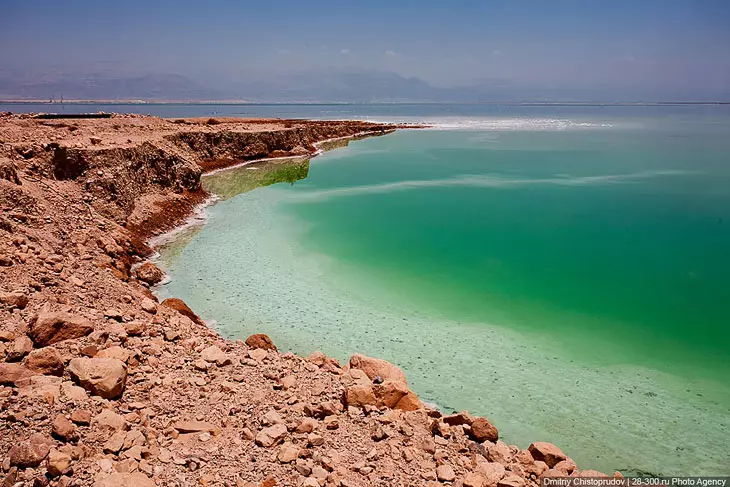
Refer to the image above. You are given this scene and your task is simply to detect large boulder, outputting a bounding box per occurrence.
[135,262,164,285]
[245,333,277,351]
[28,311,93,347]
[67,358,127,399]
[346,353,408,384]
[161,298,204,325]
[24,347,64,376]
[528,442,567,468]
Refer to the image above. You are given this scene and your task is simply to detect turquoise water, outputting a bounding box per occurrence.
[155,107,730,476]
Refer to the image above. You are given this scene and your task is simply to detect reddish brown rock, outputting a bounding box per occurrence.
[444,411,474,426]
[24,347,64,376]
[52,414,78,442]
[70,410,92,425]
[161,298,204,325]
[9,434,51,468]
[0,290,29,309]
[245,333,277,351]
[470,417,499,442]
[528,442,567,468]
[135,262,164,285]
[347,353,407,384]
[28,311,94,347]
[345,384,378,408]
[173,420,221,435]
[46,449,72,477]
[6,335,33,361]
[67,357,127,399]
[0,363,34,386]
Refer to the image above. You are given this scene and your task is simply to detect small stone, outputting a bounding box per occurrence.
[140,298,157,314]
[528,442,567,468]
[436,464,456,482]
[200,345,231,366]
[245,333,277,350]
[135,262,164,285]
[470,417,499,442]
[46,449,72,477]
[24,347,64,376]
[6,335,33,361]
[277,442,299,463]
[249,348,267,362]
[70,410,92,425]
[307,433,325,446]
[255,424,287,447]
[52,414,78,442]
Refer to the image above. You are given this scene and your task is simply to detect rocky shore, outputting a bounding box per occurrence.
[0,113,617,486]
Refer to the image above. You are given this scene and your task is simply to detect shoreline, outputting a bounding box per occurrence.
[0,113,616,485]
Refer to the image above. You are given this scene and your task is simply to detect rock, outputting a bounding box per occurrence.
[52,414,78,442]
[6,335,33,361]
[123,321,145,336]
[307,433,325,446]
[470,417,499,442]
[70,410,92,425]
[173,421,221,435]
[135,262,164,285]
[140,298,157,314]
[345,384,378,408]
[24,347,64,376]
[67,357,127,399]
[9,434,51,468]
[200,345,231,366]
[296,418,318,434]
[302,479,319,487]
[93,472,156,487]
[444,411,474,426]
[249,348,267,362]
[245,333,277,350]
[0,363,34,386]
[498,475,525,487]
[46,449,72,477]
[464,472,487,487]
[0,291,29,309]
[61,381,89,402]
[436,464,456,482]
[103,431,125,453]
[347,353,407,384]
[255,424,287,447]
[161,298,204,325]
[94,409,126,430]
[475,459,505,487]
[528,442,567,468]
[28,311,93,347]
[277,442,300,463]
[96,346,131,363]
[553,459,577,475]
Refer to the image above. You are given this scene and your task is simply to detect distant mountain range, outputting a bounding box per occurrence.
[0,68,726,103]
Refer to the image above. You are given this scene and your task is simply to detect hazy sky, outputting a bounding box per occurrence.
[2,0,729,98]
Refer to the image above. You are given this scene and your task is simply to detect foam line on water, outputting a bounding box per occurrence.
[285,170,692,202]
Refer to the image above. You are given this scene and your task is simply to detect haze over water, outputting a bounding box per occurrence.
[147,104,730,476]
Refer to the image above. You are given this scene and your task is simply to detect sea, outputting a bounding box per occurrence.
[5,102,729,476]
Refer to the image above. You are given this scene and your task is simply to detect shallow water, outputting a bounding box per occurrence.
[155,106,730,476]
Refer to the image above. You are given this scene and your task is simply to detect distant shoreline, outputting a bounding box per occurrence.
[1,100,728,106]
